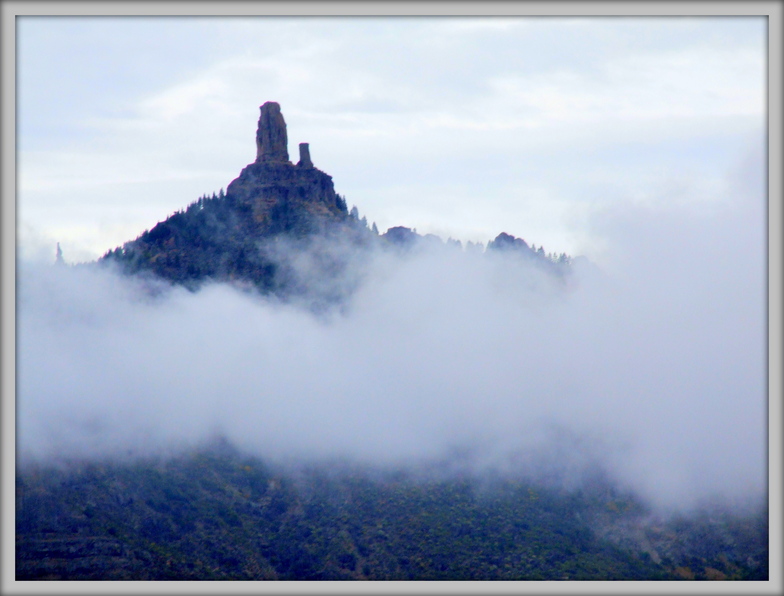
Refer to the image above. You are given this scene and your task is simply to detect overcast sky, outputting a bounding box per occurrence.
[16,15,766,264]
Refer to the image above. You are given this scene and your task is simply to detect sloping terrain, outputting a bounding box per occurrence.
[16,443,767,581]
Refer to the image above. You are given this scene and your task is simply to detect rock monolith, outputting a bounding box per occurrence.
[255,101,289,163]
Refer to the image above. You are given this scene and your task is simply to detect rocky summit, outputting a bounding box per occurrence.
[228,102,347,236]
[101,102,361,294]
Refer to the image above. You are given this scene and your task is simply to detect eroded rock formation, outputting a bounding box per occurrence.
[297,143,313,168]
[256,102,290,163]
[227,103,346,235]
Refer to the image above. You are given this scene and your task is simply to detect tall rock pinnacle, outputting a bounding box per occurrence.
[255,101,289,163]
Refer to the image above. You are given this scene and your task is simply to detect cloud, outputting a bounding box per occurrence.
[16,169,766,513]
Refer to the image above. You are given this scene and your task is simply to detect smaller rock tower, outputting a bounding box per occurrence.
[297,143,313,168]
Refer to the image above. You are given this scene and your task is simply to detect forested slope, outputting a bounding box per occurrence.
[16,444,767,581]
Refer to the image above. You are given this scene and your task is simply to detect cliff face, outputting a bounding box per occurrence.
[227,160,345,236]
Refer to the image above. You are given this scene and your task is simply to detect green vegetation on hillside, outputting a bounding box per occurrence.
[16,443,767,581]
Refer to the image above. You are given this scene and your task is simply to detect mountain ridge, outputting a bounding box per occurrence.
[99,101,570,298]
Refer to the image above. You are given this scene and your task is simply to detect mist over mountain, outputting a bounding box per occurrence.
[16,102,768,580]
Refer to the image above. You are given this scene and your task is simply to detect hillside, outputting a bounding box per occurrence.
[16,443,767,581]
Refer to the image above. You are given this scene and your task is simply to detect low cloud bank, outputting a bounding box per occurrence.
[16,189,766,512]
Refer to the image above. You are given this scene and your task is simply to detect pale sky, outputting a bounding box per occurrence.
[16,15,767,264]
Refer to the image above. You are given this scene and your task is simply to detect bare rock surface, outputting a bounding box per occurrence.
[255,101,290,163]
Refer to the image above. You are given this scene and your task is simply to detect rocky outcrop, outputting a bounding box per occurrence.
[226,160,346,236]
[228,104,347,235]
[255,102,290,163]
[487,232,530,252]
